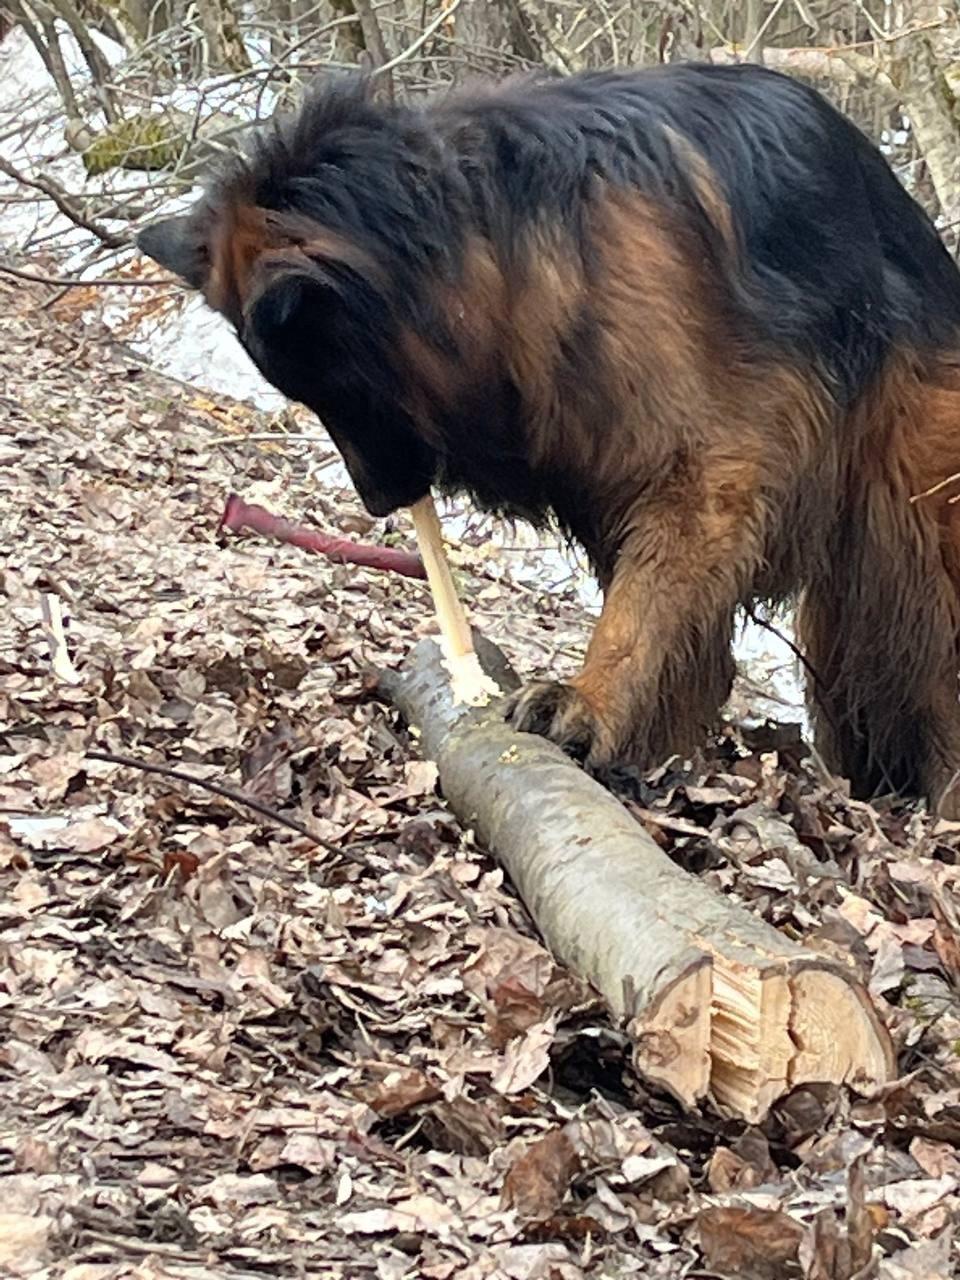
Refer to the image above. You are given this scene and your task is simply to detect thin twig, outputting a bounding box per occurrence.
[910,470,960,502]
[743,0,786,59]
[0,155,130,249]
[0,261,175,288]
[744,608,897,795]
[374,0,463,76]
[742,605,846,746]
[745,607,821,694]
[85,748,366,863]
[209,432,335,448]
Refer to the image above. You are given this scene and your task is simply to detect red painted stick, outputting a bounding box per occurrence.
[218,493,427,580]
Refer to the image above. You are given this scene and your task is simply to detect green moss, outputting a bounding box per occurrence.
[80,114,188,176]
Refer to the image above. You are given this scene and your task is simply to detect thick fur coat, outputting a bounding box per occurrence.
[138,65,960,813]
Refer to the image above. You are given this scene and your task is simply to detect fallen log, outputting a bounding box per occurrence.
[383,638,895,1122]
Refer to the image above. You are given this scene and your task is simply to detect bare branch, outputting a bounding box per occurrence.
[0,156,131,248]
[0,260,173,287]
[85,749,362,860]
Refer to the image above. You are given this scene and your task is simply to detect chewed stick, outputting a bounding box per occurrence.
[409,495,500,707]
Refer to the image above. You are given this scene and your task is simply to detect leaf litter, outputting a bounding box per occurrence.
[1,274,959,1277]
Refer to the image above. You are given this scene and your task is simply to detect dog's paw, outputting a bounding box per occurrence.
[504,679,614,766]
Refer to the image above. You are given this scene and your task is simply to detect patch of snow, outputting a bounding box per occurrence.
[130,295,288,408]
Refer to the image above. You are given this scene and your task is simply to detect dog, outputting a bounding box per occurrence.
[137,64,960,814]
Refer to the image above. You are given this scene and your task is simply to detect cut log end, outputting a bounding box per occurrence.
[787,967,895,1094]
[629,952,892,1120]
[628,957,712,1108]
[708,957,894,1122]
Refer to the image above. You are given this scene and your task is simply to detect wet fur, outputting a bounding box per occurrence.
[138,65,960,813]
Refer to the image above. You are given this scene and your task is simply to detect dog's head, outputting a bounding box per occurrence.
[137,82,439,516]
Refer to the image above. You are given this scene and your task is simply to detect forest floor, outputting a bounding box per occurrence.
[2,274,960,1279]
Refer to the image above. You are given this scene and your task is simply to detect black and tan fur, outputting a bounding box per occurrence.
[138,65,960,814]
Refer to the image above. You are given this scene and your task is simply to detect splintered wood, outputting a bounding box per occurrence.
[409,495,500,707]
[387,637,895,1123]
[703,945,892,1119]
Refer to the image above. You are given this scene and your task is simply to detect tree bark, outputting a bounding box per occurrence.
[196,0,250,72]
[708,43,896,94]
[710,33,960,221]
[123,0,172,41]
[384,638,895,1121]
[506,0,582,73]
[889,33,960,222]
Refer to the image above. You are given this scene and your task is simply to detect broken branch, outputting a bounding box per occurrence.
[0,260,173,288]
[0,156,130,249]
[39,592,81,685]
[84,748,368,864]
[218,492,427,580]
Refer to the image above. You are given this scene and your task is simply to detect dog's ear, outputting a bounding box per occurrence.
[245,270,324,353]
[244,258,383,378]
[136,215,208,288]
[242,263,434,518]
[242,266,360,412]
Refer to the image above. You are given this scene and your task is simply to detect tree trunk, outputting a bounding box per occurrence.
[196,0,250,72]
[890,33,960,223]
[123,0,172,41]
[453,0,510,71]
[710,27,960,225]
[506,0,582,73]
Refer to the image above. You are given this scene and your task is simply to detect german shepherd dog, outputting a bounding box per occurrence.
[138,65,960,814]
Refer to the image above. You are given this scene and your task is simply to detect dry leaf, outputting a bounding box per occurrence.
[502,1129,581,1219]
[55,817,123,853]
[698,1206,804,1279]
[491,1018,556,1094]
[487,976,547,1048]
[361,1067,441,1118]
[28,752,85,802]
[882,1176,956,1221]
[909,1137,960,1180]
[495,1242,578,1279]
[202,1173,280,1208]
[279,1133,336,1173]
[878,1230,954,1280]
[340,1194,460,1239]
[0,1213,51,1273]
[14,1137,57,1174]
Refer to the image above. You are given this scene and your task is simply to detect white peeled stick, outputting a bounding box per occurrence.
[409,495,501,707]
